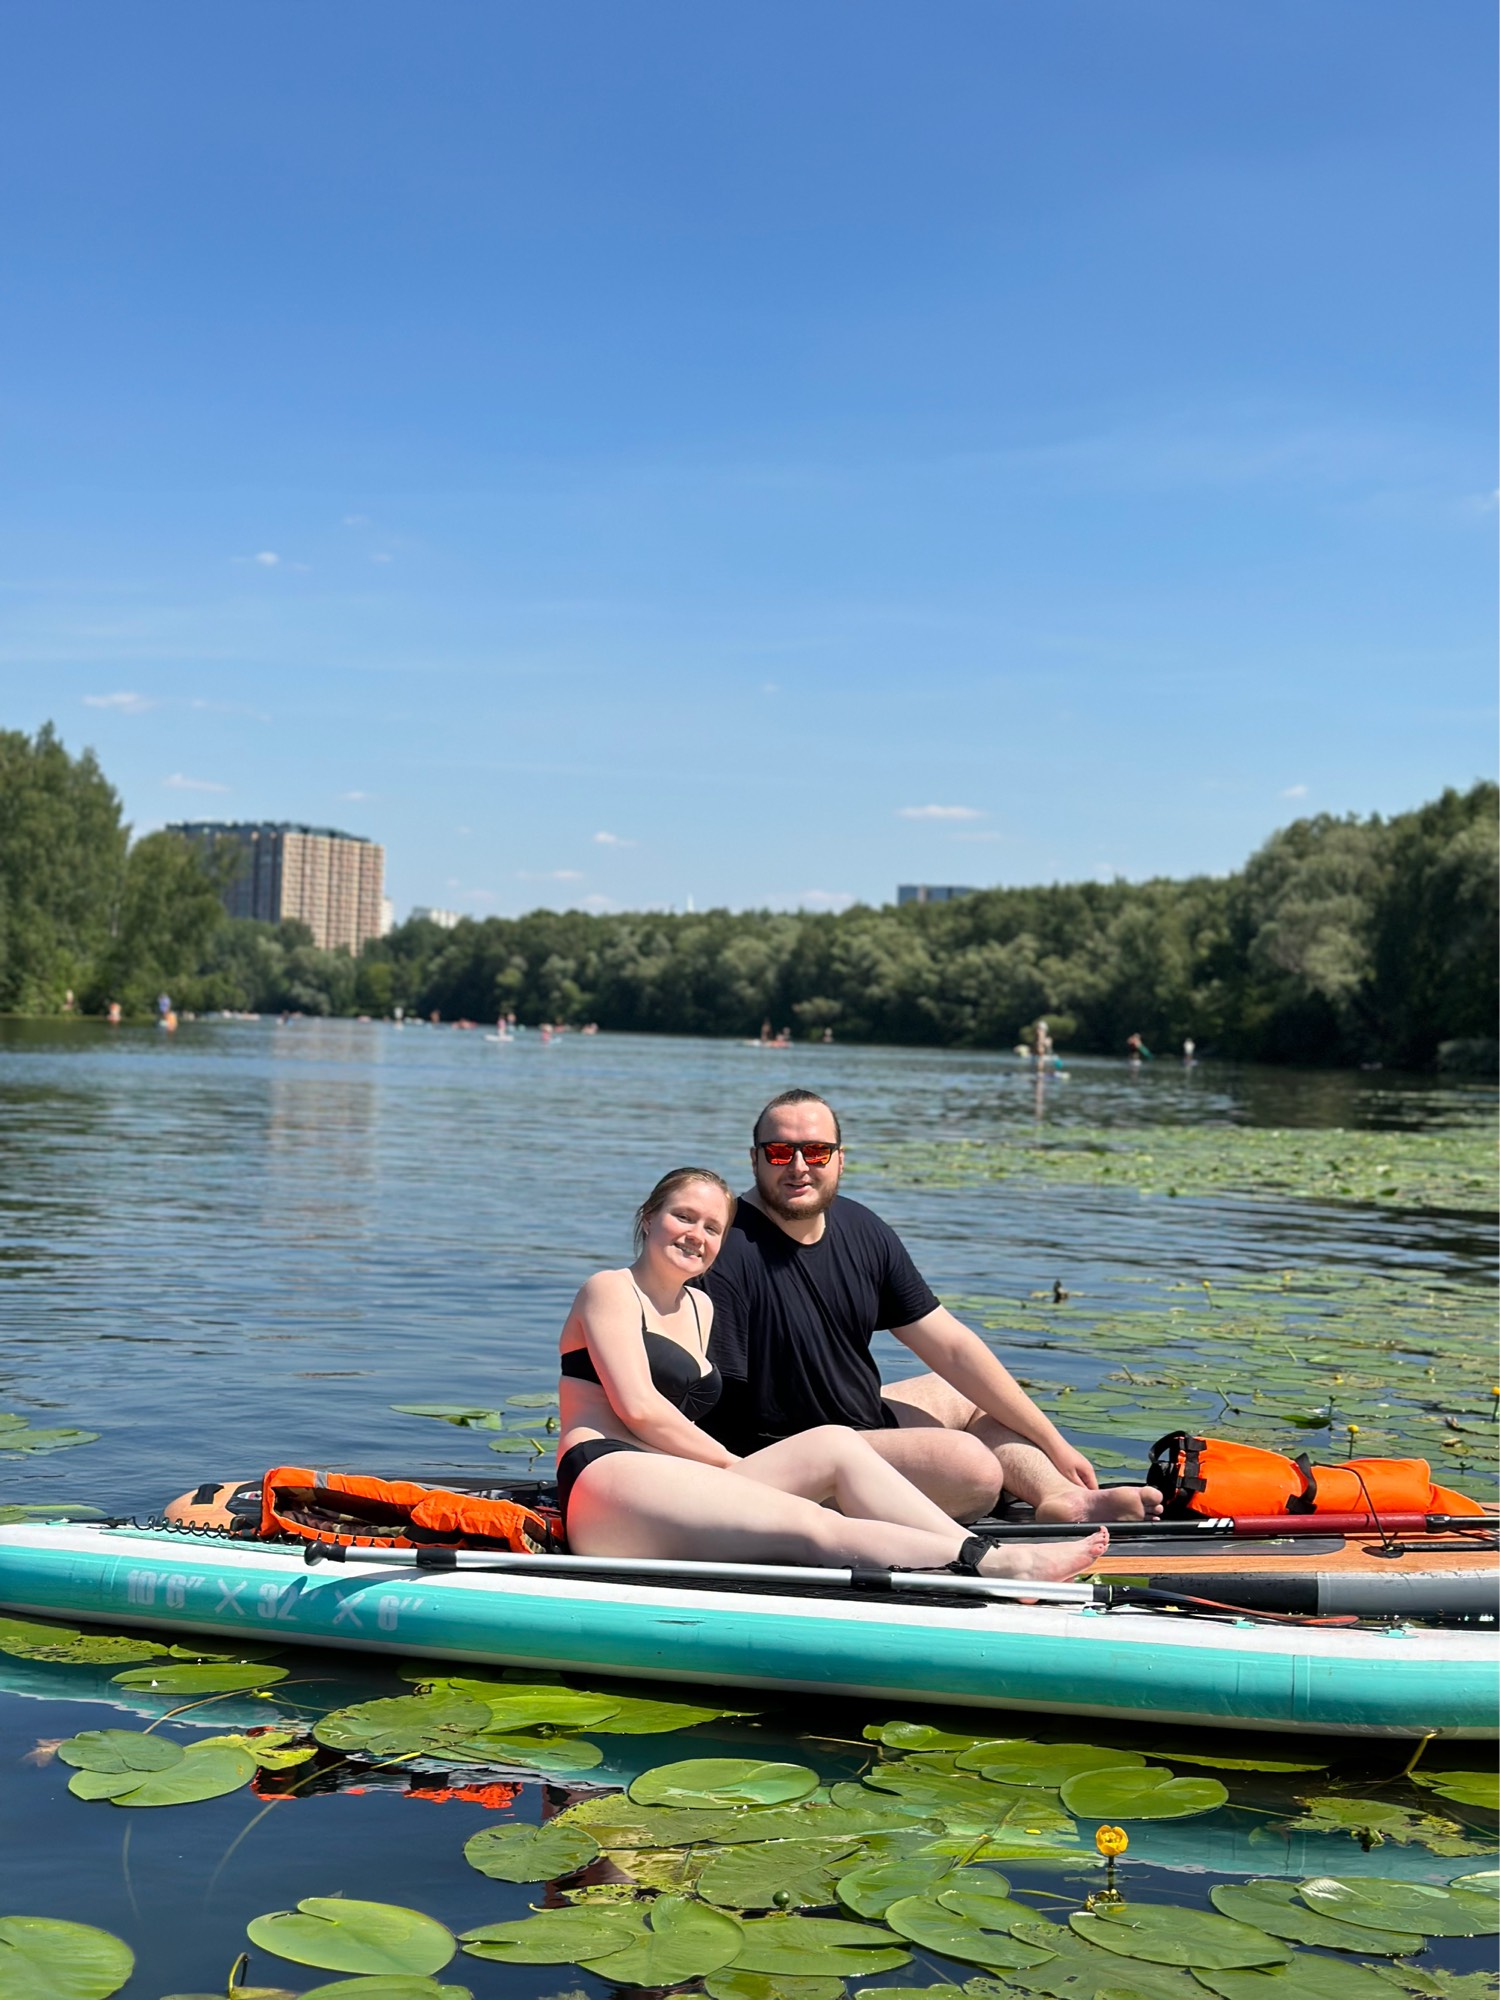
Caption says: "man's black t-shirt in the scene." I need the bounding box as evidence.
[695,1195,940,1454]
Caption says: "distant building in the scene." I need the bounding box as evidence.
[169,821,385,953]
[411,906,462,930]
[897,884,977,906]
[379,896,395,937]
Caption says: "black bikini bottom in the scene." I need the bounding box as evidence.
[555,1437,645,1521]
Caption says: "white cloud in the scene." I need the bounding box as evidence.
[342,514,372,528]
[1281,783,1310,799]
[83,691,155,713]
[163,772,229,793]
[338,789,374,802]
[253,551,280,567]
[898,804,984,821]
[592,831,636,847]
[370,552,393,565]
[799,889,854,910]
[583,893,618,912]
[761,681,780,695]
[517,868,584,882]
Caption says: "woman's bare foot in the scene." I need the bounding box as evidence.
[979,1526,1108,1582]
[1034,1485,1162,1524]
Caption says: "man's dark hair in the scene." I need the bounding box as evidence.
[753,1089,843,1146]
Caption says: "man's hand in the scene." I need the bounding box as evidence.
[1049,1442,1099,1490]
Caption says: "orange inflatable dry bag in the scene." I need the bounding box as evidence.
[1147,1433,1486,1521]
[259,1467,565,1553]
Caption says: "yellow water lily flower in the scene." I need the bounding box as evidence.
[1095,1824,1129,1857]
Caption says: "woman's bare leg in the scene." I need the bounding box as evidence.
[565,1452,1107,1582]
[736,1425,979,1538]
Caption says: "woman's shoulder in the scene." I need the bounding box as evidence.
[573,1266,639,1313]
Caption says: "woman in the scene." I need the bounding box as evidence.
[557,1166,1107,1581]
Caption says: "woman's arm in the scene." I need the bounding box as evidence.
[572,1273,739,1467]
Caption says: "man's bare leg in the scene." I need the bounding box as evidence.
[880,1373,1163,1522]
[852,1423,1002,1522]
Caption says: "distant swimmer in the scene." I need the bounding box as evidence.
[1126,1032,1152,1062]
[1183,1038,1196,1064]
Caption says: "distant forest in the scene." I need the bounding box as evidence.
[2,723,1495,1071]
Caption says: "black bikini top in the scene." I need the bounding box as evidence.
[560,1287,722,1424]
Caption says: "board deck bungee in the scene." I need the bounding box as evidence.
[0,1520,1495,1739]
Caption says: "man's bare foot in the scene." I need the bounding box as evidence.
[979,1527,1108,1582]
[1034,1485,1163,1524]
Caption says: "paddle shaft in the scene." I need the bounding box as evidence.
[306,1540,1098,1604]
[981,1512,1493,1540]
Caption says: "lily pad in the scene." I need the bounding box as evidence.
[314,1695,492,1757]
[1069,1906,1291,1969]
[586,1692,750,1733]
[299,1985,473,1999]
[866,1722,983,1752]
[463,1821,599,1881]
[464,1691,619,1729]
[110,1662,287,1693]
[1150,1746,1328,1773]
[0,1615,168,1665]
[1006,1923,1205,2000]
[0,1425,99,1454]
[838,1852,961,1917]
[729,1914,911,1978]
[1210,1881,1423,1956]
[0,1504,107,1524]
[706,1973,845,2000]
[1297,1878,1499,1938]
[248,1901,455,1976]
[56,1729,182,1774]
[389,1405,503,1425]
[957,1741,1145,1788]
[581,1894,744,1984]
[1413,1771,1499,1811]
[447,1730,604,1772]
[630,1756,819,1808]
[75,1739,257,1806]
[698,1840,859,1911]
[551,1796,746,1848]
[886,1893,1057,1970]
[0,1917,134,1999]
[461,1906,640,1963]
[924,1792,1082,1861]
[1061,1766,1228,1821]
[1195,1965,1406,2000]
[1288,1801,1490,1857]
[1373,1970,1500,2000]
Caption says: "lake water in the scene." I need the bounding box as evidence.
[0,1019,1494,1998]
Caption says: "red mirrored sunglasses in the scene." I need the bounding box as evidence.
[756,1140,839,1168]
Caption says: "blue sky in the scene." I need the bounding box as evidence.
[2,1,1493,918]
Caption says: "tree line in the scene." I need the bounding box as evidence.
[2,722,1494,1070]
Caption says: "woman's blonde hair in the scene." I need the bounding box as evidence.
[633,1167,736,1255]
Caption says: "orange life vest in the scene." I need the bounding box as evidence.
[258,1467,565,1554]
[1148,1433,1486,1521]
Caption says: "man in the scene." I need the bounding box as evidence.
[697,1087,1163,1523]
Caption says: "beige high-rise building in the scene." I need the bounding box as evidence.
[168,821,386,953]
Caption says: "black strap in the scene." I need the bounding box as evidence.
[948,1535,990,1575]
[1286,1453,1319,1515]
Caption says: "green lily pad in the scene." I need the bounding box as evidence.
[298,1984,473,1999]
[698,1840,859,1911]
[838,1852,961,1917]
[465,1691,619,1729]
[448,1730,603,1772]
[1446,1871,1498,1894]
[957,1741,1146,1787]
[552,1796,746,1847]
[1372,1969,1500,2000]
[586,1691,748,1733]
[0,1615,168,1664]
[389,1405,504,1425]
[110,1662,287,1693]
[0,1426,100,1454]
[861,1765,1015,1814]
[866,1722,983,1751]
[0,1917,134,1999]
[1413,1771,1499,1810]
[581,1894,744,1984]
[706,1973,845,2000]
[1195,1964,1406,2000]
[1289,1800,1490,1857]
[886,1893,1057,1970]
[630,1757,819,1808]
[507,1392,559,1408]
[851,1990,972,2000]
[1061,1766,1228,1820]
[923,1792,1082,1861]
[1006,1922,1205,2000]
[462,1821,599,1881]
[56,1729,182,1774]
[1298,1879,1499,1937]
[729,1914,910,1978]
[314,1695,492,1757]
[1150,1745,1328,1772]
[461,1906,640,1963]
[83,1739,256,1806]
[248,1901,455,1976]
[1070,1906,1291,1969]
[1210,1881,1423,1955]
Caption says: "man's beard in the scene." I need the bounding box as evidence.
[758,1174,840,1224]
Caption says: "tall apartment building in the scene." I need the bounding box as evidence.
[169,821,386,953]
